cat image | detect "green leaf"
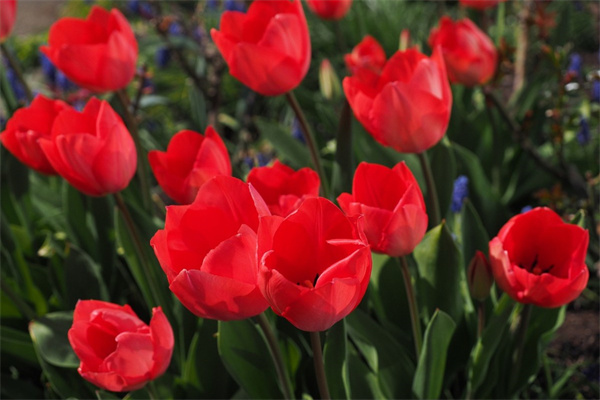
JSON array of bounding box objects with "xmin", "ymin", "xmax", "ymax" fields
[
  {"xmin": 189, "ymin": 85, "xmax": 207, "ymax": 131},
  {"xmin": 414, "ymin": 222, "xmax": 464, "ymax": 323},
  {"xmin": 218, "ymin": 319, "xmax": 283, "ymax": 399},
  {"xmin": 461, "ymin": 199, "xmax": 491, "ymax": 263},
  {"xmin": 1, "ymin": 325, "xmax": 38, "ymax": 366},
  {"xmin": 412, "ymin": 310, "xmax": 456, "ymax": 399},
  {"xmin": 467, "ymin": 293, "xmax": 514, "ymax": 394},
  {"xmin": 64, "ymin": 246, "xmax": 109, "ymax": 308},
  {"xmin": 346, "ymin": 309, "xmax": 415, "ymax": 398},
  {"xmin": 429, "ymin": 138, "xmax": 457, "ymax": 218},
  {"xmin": 29, "ymin": 311, "xmax": 79, "ymax": 368},
  {"xmin": 323, "ymin": 319, "xmax": 350, "ymax": 399},
  {"xmin": 347, "ymin": 347, "xmax": 387, "ymax": 399},
  {"xmin": 63, "ymin": 182, "xmax": 97, "ymax": 259},
  {"xmin": 569, "ymin": 209, "xmax": 586, "ymax": 228},
  {"xmin": 255, "ymin": 117, "xmax": 310, "ymax": 168}
]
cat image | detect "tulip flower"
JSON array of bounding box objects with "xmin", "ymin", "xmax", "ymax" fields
[
  {"xmin": 428, "ymin": 17, "xmax": 498, "ymax": 87},
  {"xmin": 151, "ymin": 176, "xmax": 270, "ymax": 320},
  {"xmin": 459, "ymin": 0, "xmax": 506, "ymax": 10},
  {"xmin": 306, "ymin": 0, "xmax": 352, "ymax": 20},
  {"xmin": 68, "ymin": 300, "xmax": 173, "ymax": 392},
  {"xmin": 337, "ymin": 162, "xmax": 427, "ymax": 257},
  {"xmin": 258, "ymin": 197, "xmax": 372, "ymax": 332},
  {"xmin": 40, "ymin": 6, "xmax": 138, "ymax": 93},
  {"xmin": 39, "ymin": 97, "xmax": 137, "ymax": 196},
  {"xmin": 210, "ymin": 0, "xmax": 310, "ymax": 96},
  {"xmin": 344, "ymin": 35, "xmax": 387, "ymax": 86},
  {"xmin": 1, "ymin": 95, "xmax": 68, "ymax": 175},
  {"xmin": 148, "ymin": 127, "xmax": 231, "ymax": 205},
  {"xmin": 489, "ymin": 207, "xmax": 589, "ymax": 308},
  {"xmin": 246, "ymin": 160, "xmax": 320, "ymax": 217},
  {"xmin": 343, "ymin": 46, "xmax": 452, "ymax": 154},
  {"xmin": 0, "ymin": 0, "xmax": 16, "ymax": 41}
]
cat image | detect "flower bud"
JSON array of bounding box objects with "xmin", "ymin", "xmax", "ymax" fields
[
  {"xmin": 319, "ymin": 59, "xmax": 342, "ymax": 101},
  {"xmin": 467, "ymin": 251, "xmax": 493, "ymax": 301}
]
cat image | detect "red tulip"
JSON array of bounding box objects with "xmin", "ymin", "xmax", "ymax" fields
[
  {"xmin": 459, "ymin": 0, "xmax": 506, "ymax": 10},
  {"xmin": 489, "ymin": 207, "xmax": 589, "ymax": 308},
  {"xmin": 40, "ymin": 6, "xmax": 138, "ymax": 93},
  {"xmin": 246, "ymin": 160, "xmax": 320, "ymax": 217},
  {"xmin": 306, "ymin": 0, "xmax": 352, "ymax": 20},
  {"xmin": 337, "ymin": 162, "xmax": 427, "ymax": 257},
  {"xmin": 68, "ymin": 300, "xmax": 173, "ymax": 392},
  {"xmin": 39, "ymin": 97, "xmax": 137, "ymax": 196},
  {"xmin": 1, "ymin": 95, "xmax": 68, "ymax": 175},
  {"xmin": 148, "ymin": 127, "xmax": 231, "ymax": 205},
  {"xmin": 428, "ymin": 17, "xmax": 497, "ymax": 87},
  {"xmin": 343, "ymin": 47, "xmax": 452, "ymax": 154},
  {"xmin": 0, "ymin": 0, "xmax": 16, "ymax": 41},
  {"xmin": 210, "ymin": 0, "xmax": 311, "ymax": 96},
  {"xmin": 151, "ymin": 176, "xmax": 270, "ymax": 320},
  {"xmin": 344, "ymin": 35, "xmax": 387, "ymax": 86},
  {"xmin": 258, "ymin": 197, "xmax": 372, "ymax": 332}
]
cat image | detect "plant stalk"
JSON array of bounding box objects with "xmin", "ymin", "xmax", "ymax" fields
[
  {"xmin": 0, "ymin": 42, "xmax": 34, "ymax": 102},
  {"xmin": 417, "ymin": 151, "xmax": 440, "ymax": 227},
  {"xmin": 285, "ymin": 91, "xmax": 329, "ymax": 199},
  {"xmin": 509, "ymin": 304, "xmax": 533, "ymax": 393},
  {"xmin": 399, "ymin": 256, "xmax": 423, "ymax": 358},
  {"xmin": 309, "ymin": 331, "xmax": 331, "ymax": 400},
  {"xmin": 256, "ymin": 313, "xmax": 294, "ymax": 400},
  {"xmin": 1, "ymin": 279, "xmax": 36, "ymax": 321},
  {"xmin": 115, "ymin": 89, "xmax": 152, "ymax": 211}
]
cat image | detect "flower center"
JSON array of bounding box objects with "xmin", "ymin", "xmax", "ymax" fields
[
  {"xmin": 520, "ymin": 255, "xmax": 554, "ymax": 275},
  {"xmin": 297, "ymin": 273, "xmax": 319, "ymax": 289}
]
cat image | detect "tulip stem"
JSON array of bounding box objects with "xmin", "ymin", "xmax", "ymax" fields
[
  {"xmin": 115, "ymin": 89, "xmax": 152, "ymax": 211},
  {"xmin": 285, "ymin": 91, "xmax": 330, "ymax": 199},
  {"xmin": 113, "ymin": 192, "xmax": 164, "ymax": 311},
  {"xmin": 509, "ymin": 303, "xmax": 533, "ymax": 393},
  {"xmin": 309, "ymin": 331, "xmax": 331, "ymax": 400},
  {"xmin": 0, "ymin": 279, "xmax": 37, "ymax": 321},
  {"xmin": 0, "ymin": 42, "xmax": 34, "ymax": 103},
  {"xmin": 477, "ymin": 301, "xmax": 485, "ymax": 339},
  {"xmin": 417, "ymin": 151, "xmax": 441, "ymax": 227},
  {"xmin": 399, "ymin": 256, "xmax": 422, "ymax": 359},
  {"xmin": 256, "ymin": 313, "xmax": 294, "ymax": 400}
]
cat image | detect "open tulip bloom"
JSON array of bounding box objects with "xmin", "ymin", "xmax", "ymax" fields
[
  {"xmin": 68, "ymin": 300, "xmax": 174, "ymax": 393},
  {"xmin": 258, "ymin": 197, "xmax": 372, "ymax": 332},
  {"xmin": 489, "ymin": 207, "xmax": 589, "ymax": 308}
]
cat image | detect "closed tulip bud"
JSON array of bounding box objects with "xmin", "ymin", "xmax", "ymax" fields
[
  {"xmin": 0, "ymin": 0, "xmax": 17, "ymax": 42},
  {"xmin": 68, "ymin": 300, "xmax": 174, "ymax": 392},
  {"xmin": 210, "ymin": 0, "xmax": 310, "ymax": 96},
  {"xmin": 459, "ymin": 0, "xmax": 506, "ymax": 10},
  {"xmin": 319, "ymin": 59, "xmax": 342, "ymax": 101},
  {"xmin": 247, "ymin": 160, "xmax": 320, "ymax": 217},
  {"xmin": 39, "ymin": 97, "xmax": 137, "ymax": 196},
  {"xmin": 428, "ymin": 17, "xmax": 498, "ymax": 87},
  {"xmin": 1, "ymin": 95, "xmax": 69, "ymax": 175},
  {"xmin": 40, "ymin": 6, "xmax": 138, "ymax": 93},
  {"xmin": 467, "ymin": 251, "xmax": 493, "ymax": 301},
  {"xmin": 306, "ymin": 0, "xmax": 352, "ymax": 21},
  {"xmin": 148, "ymin": 127, "xmax": 232, "ymax": 205}
]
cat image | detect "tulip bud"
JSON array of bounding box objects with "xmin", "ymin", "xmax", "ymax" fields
[
  {"xmin": 467, "ymin": 251, "xmax": 493, "ymax": 301},
  {"xmin": 399, "ymin": 29, "xmax": 410, "ymax": 51},
  {"xmin": 319, "ymin": 59, "xmax": 342, "ymax": 101}
]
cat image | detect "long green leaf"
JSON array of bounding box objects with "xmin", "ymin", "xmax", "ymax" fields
[
  {"xmin": 323, "ymin": 319, "xmax": 350, "ymax": 399},
  {"xmin": 412, "ymin": 310, "xmax": 456, "ymax": 399}
]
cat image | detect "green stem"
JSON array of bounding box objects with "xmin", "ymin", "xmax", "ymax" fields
[
  {"xmin": 1, "ymin": 42, "xmax": 34, "ymax": 102},
  {"xmin": 477, "ymin": 301, "xmax": 485, "ymax": 339},
  {"xmin": 256, "ymin": 313, "xmax": 294, "ymax": 400},
  {"xmin": 334, "ymin": 100, "xmax": 353, "ymax": 193},
  {"xmin": 399, "ymin": 256, "xmax": 422, "ymax": 358},
  {"xmin": 284, "ymin": 91, "xmax": 330, "ymax": 199},
  {"xmin": 309, "ymin": 331, "xmax": 331, "ymax": 400},
  {"xmin": 509, "ymin": 304, "xmax": 533, "ymax": 393},
  {"xmin": 417, "ymin": 151, "xmax": 440, "ymax": 227},
  {"xmin": 113, "ymin": 192, "xmax": 163, "ymax": 309},
  {"xmin": 115, "ymin": 89, "xmax": 152, "ymax": 211},
  {"xmin": 1, "ymin": 279, "xmax": 36, "ymax": 320}
]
